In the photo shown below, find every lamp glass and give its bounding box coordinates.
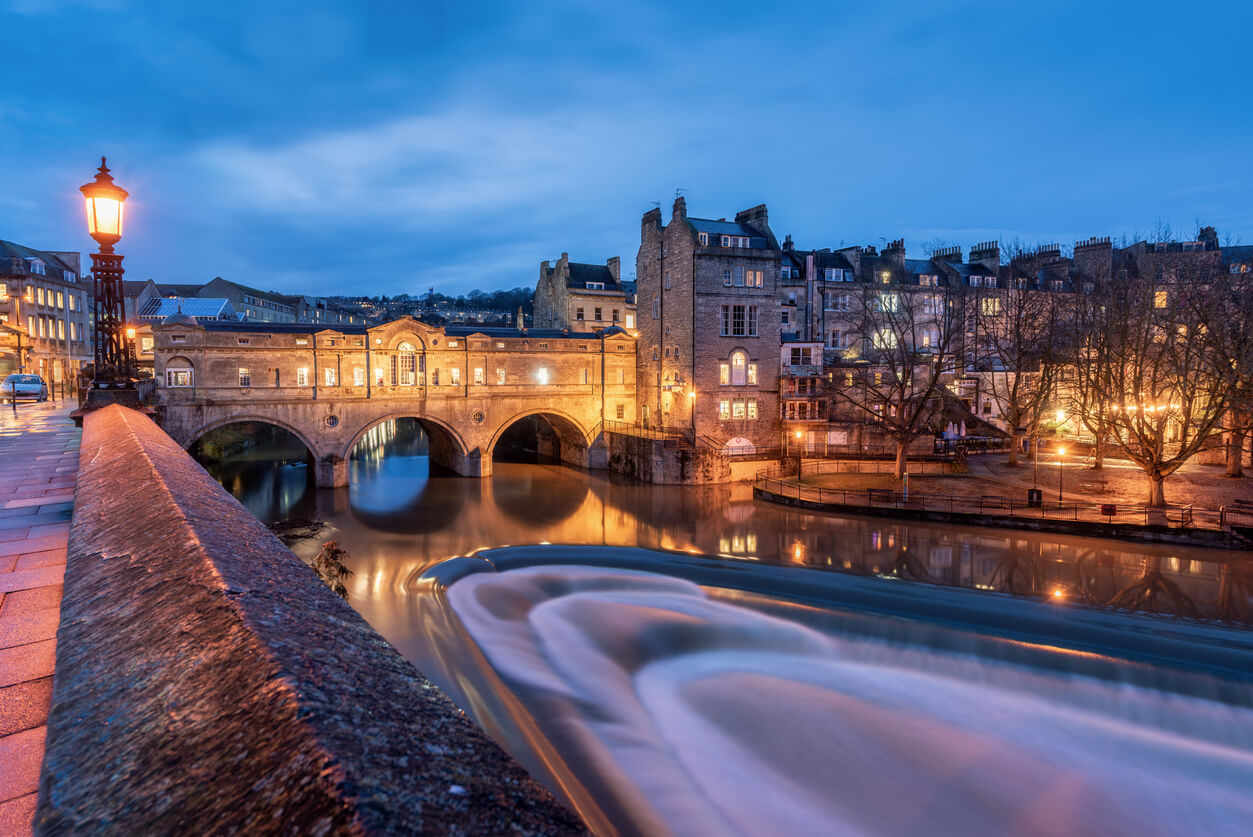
[85,195,124,239]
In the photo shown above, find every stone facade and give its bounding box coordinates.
[0,241,92,387]
[155,316,637,485]
[636,198,783,452]
[533,253,634,333]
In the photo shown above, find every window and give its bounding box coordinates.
[324,367,336,386]
[56,291,63,309]
[625,313,635,328]
[581,368,589,384]
[397,342,417,386]
[537,367,549,385]
[919,274,938,287]
[877,292,899,313]
[718,399,731,419]
[732,399,747,419]
[576,307,585,321]
[879,271,891,284]
[447,340,458,348]
[616,368,625,385]
[747,305,758,336]
[719,363,730,385]
[1051,280,1064,291]
[733,305,746,335]
[610,309,619,322]
[746,269,763,287]
[652,296,660,318]
[824,267,838,281]
[663,273,671,290]
[594,307,603,321]
[872,329,898,349]
[747,399,758,419]
[721,235,731,247]
[747,363,757,384]
[474,367,484,385]
[723,269,732,286]
[781,310,790,326]
[730,351,747,386]
[69,293,76,311]
[980,297,1000,316]
[74,323,83,342]
[354,367,365,386]
[37,287,44,305]
[781,265,791,279]
[431,368,440,386]
[497,368,506,384]
[57,320,64,340]
[238,338,250,345]
[0,282,7,299]
[1155,290,1168,309]
[238,368,251,387]
[827,293,850,312]
[166,368,193,387]
[616,403,625,419]
[970,277,982,288]
[699,232,709,245]
[171,334,185,343]
[790,347,813,365]
[295,337,308,346]
[450,367,461,385]
[297,367,308,386]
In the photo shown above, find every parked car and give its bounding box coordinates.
[1,374,49,402]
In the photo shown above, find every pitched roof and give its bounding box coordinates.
[0,240,79,280]
[566,262,619,290]
[138,297,234,320]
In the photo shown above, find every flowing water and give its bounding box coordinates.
[200,420,1253,836]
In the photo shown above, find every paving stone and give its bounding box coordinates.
[0,679,53,737]
[0,537,65,559]
[0,792,36,837]
[0,566,65,595]
[0,556,14,573]
[0,727,45,804]
[13,552,65,573]
[0,584,62,615]
[0,640,56,689]
[0,607,59,648]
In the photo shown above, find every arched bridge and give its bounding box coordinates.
[153,316,638,486]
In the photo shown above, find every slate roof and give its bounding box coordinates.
[0,240,79,281]
[565,262,620,291]
[686,218,771,248]
[1222,245,1253,266]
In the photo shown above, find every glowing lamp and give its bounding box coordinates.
[125,327,136,339]
[80,157,129,250]
[1057,447,1066,456]
[795,430,803,439]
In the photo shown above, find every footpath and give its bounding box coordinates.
[0,403,78,836]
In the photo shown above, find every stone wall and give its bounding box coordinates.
[38,405,586,835]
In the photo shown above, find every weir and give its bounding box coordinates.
[37,405,584,834]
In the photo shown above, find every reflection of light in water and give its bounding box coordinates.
[443,566,1253,837]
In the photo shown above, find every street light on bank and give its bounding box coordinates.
[1057,446,1066,506]
[74,157,141,423]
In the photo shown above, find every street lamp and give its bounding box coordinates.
[1057,446,1066,505]
[80,156,135,389]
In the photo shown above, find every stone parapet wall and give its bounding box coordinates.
[37,405,585,835]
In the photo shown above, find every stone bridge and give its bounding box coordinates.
[152,316,639,486]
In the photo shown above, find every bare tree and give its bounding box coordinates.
[973,244,1066,466]
[829,278,962,480]
[1068,248,1234,505]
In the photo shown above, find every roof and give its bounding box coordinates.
[203,277,301,307]
[138,297,234,320]
[686,218,762,239]
[123,279,206,299]
[1222,245,1253,265]
[565,262,620,291]
[183,319,622,341]
[0,240,79,281]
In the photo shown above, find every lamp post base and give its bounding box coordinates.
[70,385,153,427]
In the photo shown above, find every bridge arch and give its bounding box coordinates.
[184,415,320,461]
[487,408,600,469]
[341,412,474,476]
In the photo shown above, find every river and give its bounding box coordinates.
[200,419,1253,836]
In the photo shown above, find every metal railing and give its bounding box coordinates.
[602,420,690,442]
[754,467,1223,531]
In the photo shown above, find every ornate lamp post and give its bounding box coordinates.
[81,157,134,388]
[73,157,142,423]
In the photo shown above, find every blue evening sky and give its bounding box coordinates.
[3,0,1251,296]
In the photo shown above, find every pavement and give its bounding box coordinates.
[0,401,78,837]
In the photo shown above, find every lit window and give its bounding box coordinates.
[732,399,746,419]
[37,287,45,305]
[295,337,308,346]
[730,351,747,386]
[746,269,763,287]
[497,368,506,384]
[718,399,731,419]
[474,367,484,385]
[353,367,365,386]
[719,363,730,385]
[747,399,758,419]
[56,291,64,309]
[166,368,193,387]
[872,329,898,349]
[625,313,635,329]
[980,297,1000,316]
[616,403,625,419]
[296,368,308,386]
[449,367,460,385]
[57,320,64,340]
[747,363,757,384]
[397,341,416,386]
[537,367,549,385]
[877,292,899,313]
[238,368,251,387]
[1155,290,1168,309]
[324,367,336,387]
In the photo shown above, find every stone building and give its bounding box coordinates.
[532,253,634,333]
[636,198,783,451]
[0,240,92,388]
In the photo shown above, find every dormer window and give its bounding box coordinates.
[26,259,46,275]
[970,277,982,287]
[721,235,731,247]
[586,282,604,290]
[919,275,938,287]
[699,232,709,245]
[780,265,791,279]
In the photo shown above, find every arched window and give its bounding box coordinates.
[164,356,194,387]
[393,341,417,386]
[730,350,747,386]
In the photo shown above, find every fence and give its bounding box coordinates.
[754,467,1224,531]
[602,420,690,442]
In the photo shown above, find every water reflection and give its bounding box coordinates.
[196,420,1252,635]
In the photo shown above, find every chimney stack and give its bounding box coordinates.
[606,256,621,282]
